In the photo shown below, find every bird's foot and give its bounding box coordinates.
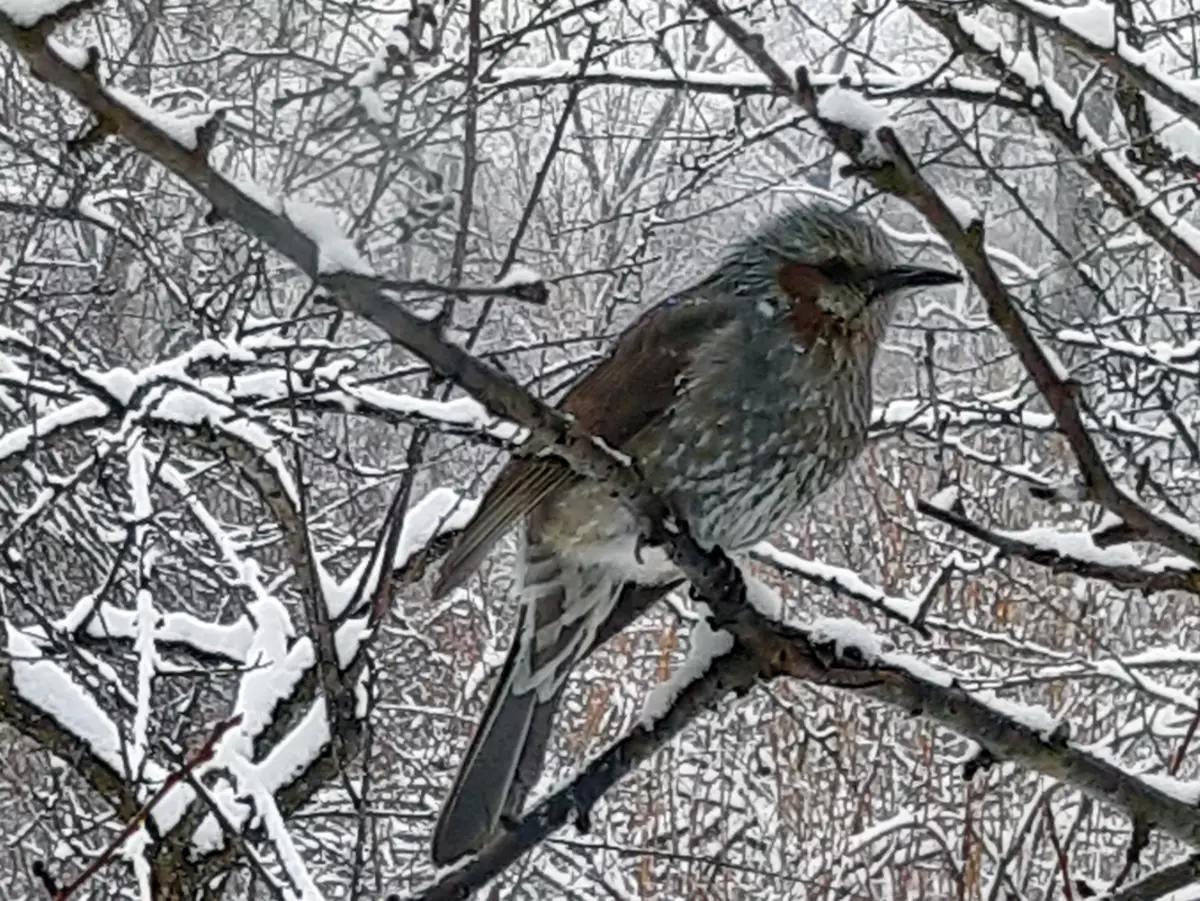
[689,583,742,631]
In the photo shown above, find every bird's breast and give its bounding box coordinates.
[640,341,873,550]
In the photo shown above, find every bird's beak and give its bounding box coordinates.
[867,265,962,297]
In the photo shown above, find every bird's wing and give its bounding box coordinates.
[431,294,736,597]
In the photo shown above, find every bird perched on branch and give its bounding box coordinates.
[430,200,960,864]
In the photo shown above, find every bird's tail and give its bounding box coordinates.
[430,613,560,866]
[431,558,682,866]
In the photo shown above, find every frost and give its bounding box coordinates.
[284,199,375,276]
[809,616,884,662]
[640,604,735,725]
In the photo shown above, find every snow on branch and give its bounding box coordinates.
[908,3,1200,281]
[401,569,1200,900]
[484,59,1019,108]
[917,496,1200,594]
[983,0,1200,147]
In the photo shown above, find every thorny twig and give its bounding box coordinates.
[44,715,244,901]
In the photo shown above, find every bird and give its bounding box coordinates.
[429,200,961,865]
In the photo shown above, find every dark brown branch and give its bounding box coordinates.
[400,605,1200,899]
[916,498,1200,595]
[906,2,1200,282]
[49,715,243,901]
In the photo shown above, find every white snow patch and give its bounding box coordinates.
[640,604,735,725]
[7,623,123,768]
[943,194,980,230]
[1016,0,1116,46]
[809,616,884,662]
[846,811,919,855]
[47,37,90,68]
[744,573,783,620]
[976,690,1062,740]
[1145,96,1200,164]
[816,86,891,160]
[325,487,480,619]
[495,263,546,290]
[284,199,375,276]
[105,87,210,151]
[996,525,1141,567]
[926,485,960,511]
[1139,771,1200,805]
[750,543,921,621]
[0,0,77,26]
[883,651,956,686]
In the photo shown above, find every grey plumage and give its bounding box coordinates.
[430,201,960,865]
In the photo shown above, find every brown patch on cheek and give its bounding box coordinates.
[775,260,845,349]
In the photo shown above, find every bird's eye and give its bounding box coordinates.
[816,259,858,285]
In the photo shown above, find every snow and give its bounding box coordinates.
[130,587,159,774]
[63,603,255,662]
[744,573,783,620]
[105,87,210,152]
[1140,771,1200,805]
[233,599,312,748]
[976,691,1062,741]
[1019,0,1118,46]
[6,623,124,770]
[47,36,90,69]
[495,263,545,290]
[640,604,735,725]
[324,487,480,619]
[194,701,331,854]
[224,752,327,900]
[283,199,376,277]
[942,194,980,230]
[926,485,959,511]
[816,86,891,160]
[230,174,283,215]
[808,616,884,663]
[750,542,922,622]
[884,651,956,687]
[997,524,1142,566]
[957,9,1200,263]
[845,811,919,855]
[0,0,77,27]
[1145,96,1200,165]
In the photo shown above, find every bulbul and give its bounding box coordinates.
[429,201,961,864]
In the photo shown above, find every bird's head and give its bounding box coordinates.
[705,201,961,348]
